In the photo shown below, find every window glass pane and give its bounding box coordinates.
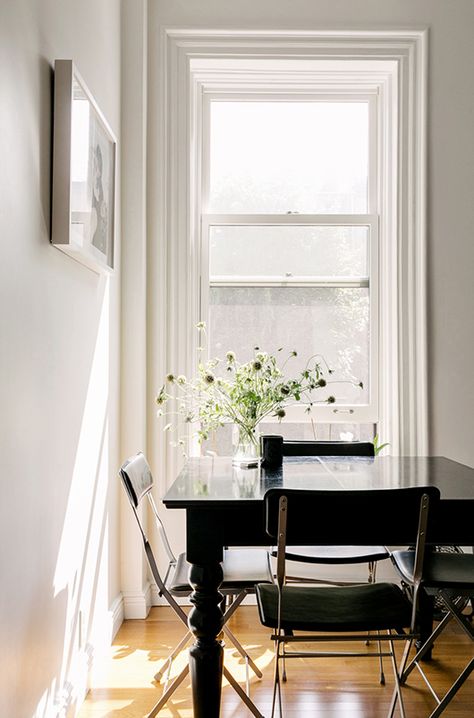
[210,226,368,277]
[209,287,369,404]
[209,101,368,214]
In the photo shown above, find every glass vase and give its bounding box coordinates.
[232,424,260,467]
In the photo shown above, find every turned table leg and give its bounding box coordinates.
[188,561,225,718]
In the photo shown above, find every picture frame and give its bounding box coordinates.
[51,59,116,274]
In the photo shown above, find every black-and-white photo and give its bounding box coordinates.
[52,60,116,273]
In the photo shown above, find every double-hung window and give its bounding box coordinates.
[200,95,378,443]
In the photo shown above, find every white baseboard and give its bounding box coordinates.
[122,581,152,618]
[109,593,125,640]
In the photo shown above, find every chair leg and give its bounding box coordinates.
[427,657,474,718]
[271,641,283,718]
[154,630,192,683]
[398,594,474,718]
[223,625,251,695]
[366,560,385,684]
[223,666,265,718]
[377,630,386,685]
[147,663,190,718]
[401,611,453,683]
[387,636,413,718]
[222,624,263,679]
[150,642,264,718]
[281,631,291,682]
[387,633,411,718]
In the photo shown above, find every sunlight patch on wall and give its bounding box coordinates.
[48,285,111,715]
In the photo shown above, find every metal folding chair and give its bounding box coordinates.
[256,485,440,718]
[120,452,272,718]
[265,439,390,683]
[389,548,474,718]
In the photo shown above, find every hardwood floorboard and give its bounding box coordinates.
[78,606,473,717]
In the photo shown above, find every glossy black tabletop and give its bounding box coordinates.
[163,455,474,507]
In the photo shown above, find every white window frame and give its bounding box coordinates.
[201,214,378,424]
[150,29,428,465]
[200,91,379,424]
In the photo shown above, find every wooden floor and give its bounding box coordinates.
[79,605,473,717]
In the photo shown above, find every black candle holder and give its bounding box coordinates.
[260,434,283,469]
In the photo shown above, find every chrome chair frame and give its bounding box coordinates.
[120,452,271,718]
[257,486,439,718]
[268,439,390,683]
[389,549,474,718]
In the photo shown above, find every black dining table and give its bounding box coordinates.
[163,455,474,718]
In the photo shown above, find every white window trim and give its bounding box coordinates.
[149,29,428,475]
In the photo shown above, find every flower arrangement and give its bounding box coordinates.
[156,323,363,463]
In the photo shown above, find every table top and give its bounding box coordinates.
[163,455,474,508]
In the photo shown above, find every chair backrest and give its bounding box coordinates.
[120,451,153,507]
[266,486,440,627]
[265,486,440,630]
[119,452,189,622]
[282,440,375,457]
[119,452,177,572]
[265,486,440,553]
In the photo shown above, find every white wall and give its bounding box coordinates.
[1,0,472,712]
[148,0,474,468]
[0,1,121,716]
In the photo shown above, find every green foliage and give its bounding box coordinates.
[373,434,390,456]
[156,323,362,454]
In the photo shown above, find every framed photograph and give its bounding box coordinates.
[51,59,116,273]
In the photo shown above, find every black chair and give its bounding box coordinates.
[264,438,390,682]
[120,452,272,718]
[389,547,474,718]
[281,439,377,457]
[256,486,440,718]
[278,440,388,585]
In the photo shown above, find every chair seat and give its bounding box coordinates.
[170,548,273,595]
[274,545,389,564]
[256,582,413,632]
[392,550,474,592]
